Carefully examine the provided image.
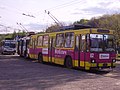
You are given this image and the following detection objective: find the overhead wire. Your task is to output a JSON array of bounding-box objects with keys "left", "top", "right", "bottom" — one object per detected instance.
[
  {"left": 1, "top": 0, "right": 85, "bottom": 33},
  {"left": 0, "top": 3, "right": 36, "bottom": 19},
  {"left": 46, "top": 0, "right": 85, "bottom": 11},
  {"left": 44, "top": 0, "right": 85, "bottom": 28}
]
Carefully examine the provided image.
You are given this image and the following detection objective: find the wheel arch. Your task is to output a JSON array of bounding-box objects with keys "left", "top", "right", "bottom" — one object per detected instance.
[{"left": 64, "top": 55, "right": 72, "bottom": 66}]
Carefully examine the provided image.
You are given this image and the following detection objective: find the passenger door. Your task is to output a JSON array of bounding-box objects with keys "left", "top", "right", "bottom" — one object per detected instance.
[
  {"left": 80, "top": 35, "right": 86, "bottom": 68},
  {"left": 75, "top": 35, "right": 80, "bottom": 67},
  {"left": 42, "top": 35, "right": 49, "bottom": 62},
  {"left": 49, "top": 37, "right": 55, "bottom": 63}
]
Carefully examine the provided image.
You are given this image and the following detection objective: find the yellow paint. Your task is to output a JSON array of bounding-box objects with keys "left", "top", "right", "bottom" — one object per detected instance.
[
  {"left": 85, "top": 62, "right": 91, "bottom": 70},
  {"left": 54, "top": 58, "right": 64, "bottom": 65},
  {"left": 52, "top": 57, "right": 55, "bottom": 63},
  {"left": 74, "top": 60, "right": 78, "bottom": 67},
  {"left": 91, "top": 63, "right": 97, "bottom": 67},
  {"left": 29, "top": 54, "right": 34, "bottom": 59},
  {"left": 85, "top": 62, "right": 91, "bottom": 67},
  {"left": 35, "top": 54, "right": 38, "bottom": 59},
  {"left": 90, "top": 29, "right": 114, "bottom": 34},
  {"left": 85, "top": 66, "right": 90, "bottom": 70},
  {"left": 97, "top": 63, "right": 115, "bottom": 67},
  {"left": 107, "top": 63, "right": 111, "bottom": 66},
  {"left": 29, "top": 54, "right": 32, "bottom": 58},
  {"left": 48, "top": 57, "right": 55, "bottom": 63},
  {"left": 43, "top": 56, "right": 48, "bottom": 62},
  {"left": 48, "top": 57, "right": 51, "bottom": 62},
  {"left": 73, "top": 60, "right": 88, "bottom": 67},
  {"left": 98, "top": 63, "right": 103, "bottom": 67},
  {"left": 116, "top": 54, "right": 120, "bottom": 60},
  {"left": 80, "top": 61, "right": 85, "bottom": 67}
]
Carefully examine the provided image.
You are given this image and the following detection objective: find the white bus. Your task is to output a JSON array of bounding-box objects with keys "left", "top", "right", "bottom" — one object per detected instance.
[{"left": 0, "top": 40, "right": 16, "bottom": 55}]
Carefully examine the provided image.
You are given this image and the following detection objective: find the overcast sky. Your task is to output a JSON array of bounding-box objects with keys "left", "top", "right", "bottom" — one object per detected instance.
[{"left": 0, "top": 0, "right": 120, "bottom": 34}]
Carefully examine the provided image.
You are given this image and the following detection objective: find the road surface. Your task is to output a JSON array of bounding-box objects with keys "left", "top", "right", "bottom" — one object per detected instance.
[{"left": 0, "top": 55, "right": 120, "bottom": 90}]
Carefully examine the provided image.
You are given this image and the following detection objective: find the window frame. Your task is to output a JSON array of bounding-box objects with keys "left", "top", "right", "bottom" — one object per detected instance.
[
  {"left": 56, "top": 33, "right": 64, "bottom": 48},
  {"left": 65, "top": 32, "right": 74, "bottom": 48}
]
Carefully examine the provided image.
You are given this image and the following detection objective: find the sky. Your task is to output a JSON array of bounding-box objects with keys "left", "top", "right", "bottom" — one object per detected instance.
[{"left": 0, "top": 0, "right": 120, "bottom": 34}]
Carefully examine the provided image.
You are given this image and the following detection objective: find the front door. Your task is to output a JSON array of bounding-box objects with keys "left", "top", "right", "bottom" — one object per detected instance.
[{"left": 80, "top": 35, "right": 86, "bottom": 68}]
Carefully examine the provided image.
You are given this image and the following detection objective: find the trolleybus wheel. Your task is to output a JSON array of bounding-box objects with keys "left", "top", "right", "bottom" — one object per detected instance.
[
  {"left": 38, "top": 53, "right": 43, "bottom": 63},
  {"left": 65, "top": 57, "right": 73, "bottom": 69}
]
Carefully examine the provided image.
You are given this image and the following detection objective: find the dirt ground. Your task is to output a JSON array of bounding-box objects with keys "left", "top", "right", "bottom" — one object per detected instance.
[{"left": 0, "top": 55, "right": 120, "bottom": 90}]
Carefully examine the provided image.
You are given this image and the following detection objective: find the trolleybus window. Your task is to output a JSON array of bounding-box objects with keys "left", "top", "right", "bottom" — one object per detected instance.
[
  {"left": 34, "top": 38, "right": 37, "bottom": 46},
  {"left": 75, "top": 36, "right": 79, "bottom": 50},
  {"left": 31, "top": 39, "right": 36, "bottom": 48},
  {"left": 86, "top": 34, "right": 90, "bottom": 52},
  {"left": 65, "top": 32, "right": 74, "bottom": 48},
  {"left": 90, "top": 34, "right": 115, "bottom": 52},
  {"left": 43, "top": 35, "right": 49, "bottom": 47},
  {"left": 37, "top": 36, "right": 43, "bottom": 46},
  {"left": 80, "top": 35, "right": 86, "bottom": 51},
  {"left": 56, "top": 33, "right": 64, "bottom": 47},
  {"left": 30, "top": 38, "right": 32, "bottom": 46}
]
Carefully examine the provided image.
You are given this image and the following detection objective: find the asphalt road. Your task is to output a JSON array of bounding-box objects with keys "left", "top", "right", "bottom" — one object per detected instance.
[{"left": 0, "top": 55, "right": 120, "bottom": 90}]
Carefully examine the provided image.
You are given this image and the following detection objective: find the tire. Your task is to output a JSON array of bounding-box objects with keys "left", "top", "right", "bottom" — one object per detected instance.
[
  {"left": 38, "top": 53, "right": 43, "bottom": 63},
  {"left": 65, "top": 57, "right": 73, "bottom": 69}
]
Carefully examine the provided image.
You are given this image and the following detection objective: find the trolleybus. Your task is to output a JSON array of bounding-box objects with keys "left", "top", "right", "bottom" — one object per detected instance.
[{"left": 28, "top": 25, "right": 116, "bottom": 70}]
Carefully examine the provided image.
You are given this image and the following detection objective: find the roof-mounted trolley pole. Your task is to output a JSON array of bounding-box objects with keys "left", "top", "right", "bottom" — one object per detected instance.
[
  {"left": 45, "top": 10, "right": 63, "bottom": 27},
  {"left": 17, "top": 23, "right": 28, "bottom": 32}
]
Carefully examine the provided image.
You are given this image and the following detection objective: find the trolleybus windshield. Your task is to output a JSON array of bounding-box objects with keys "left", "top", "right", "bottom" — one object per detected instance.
[{"left": 90, "top": 34, "right": 115, "bottom": 52}]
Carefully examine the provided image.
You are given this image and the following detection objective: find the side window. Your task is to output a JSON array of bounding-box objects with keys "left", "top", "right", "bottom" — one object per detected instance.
[
  {"left": 86, "top": 34, "right": 90, "bottom": 52},
  {"left": 32, "top": 39, "right": 34, "bottom": 48},
  {"left": 30, "top": 38, "right": 32, "bottom": 46},
  {"left": 65, "top": 32, "right": 74, "bottom": 48},
  {"left": 34, "top": 38, "right": 37, "bottom": 46},
  {"left": 37, "top": 36, "right": 43, "bottom": 46},
  {"left": 52, "top": 38, "right": 55, "bottom": 48},
  {"left": 56, "top": 33, "right": 64, "bottom": 47},
  {"left": 75, "top": 35, "right": 79, "bottom": 50},
  {"left": 80, "top": 35, "right": 86, "bottom": 51},
  {"left": 43, "top": 35, "right": 49, "bottom": 47}
]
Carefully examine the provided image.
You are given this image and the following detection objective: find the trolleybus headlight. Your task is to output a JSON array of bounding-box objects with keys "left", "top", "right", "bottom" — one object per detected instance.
[
  {"left": 91, "top": 59, "right": 95, "bottom": 63},
  {"left": 112, "top": 59, "right": 116, "bottom": 62}
]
